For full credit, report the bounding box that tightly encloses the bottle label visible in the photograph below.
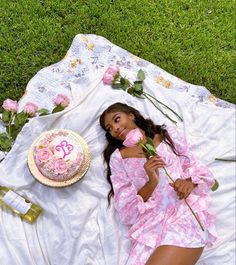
[2,190,32,215]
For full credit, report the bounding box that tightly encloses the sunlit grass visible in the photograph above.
[0,0,235,105]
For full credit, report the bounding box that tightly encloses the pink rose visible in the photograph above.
[102,73,114,85]
[54,159,68,174]
[106,65,119,76]
[123,128,144,147]
[36,147,52,163]
[54,94,70,108]
[102,65,120,85]
[2,99,18,113]
[24,102,38,116]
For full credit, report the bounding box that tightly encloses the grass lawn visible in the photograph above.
[0,0,235,106]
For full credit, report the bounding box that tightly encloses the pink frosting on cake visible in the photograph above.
[33,130,85,181]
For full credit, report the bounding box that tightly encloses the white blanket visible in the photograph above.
[0,34,235,265]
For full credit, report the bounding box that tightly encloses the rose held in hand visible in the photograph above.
[123,128,144,147]
[121,127,205,231]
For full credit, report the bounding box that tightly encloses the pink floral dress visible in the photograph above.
[109,127,217,265]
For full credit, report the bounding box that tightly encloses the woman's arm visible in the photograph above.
[138,177,158,202]
[110,151,162,225]
[138,155,165,202]
[169,127,215,195]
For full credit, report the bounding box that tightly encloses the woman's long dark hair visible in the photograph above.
[99,102,179,205]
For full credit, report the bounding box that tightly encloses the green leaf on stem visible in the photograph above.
[38,108,49,116]
[0,133,12,151]
[52,105,65,113]
[141,146,152,158]
[128,86,141,96]
[111,83,122,89]
[2,111,11,123]
[127,87,133,94]
[146,150,154,157]
[14,112,28,129]
[137,69,145,81]
[144,143,156,155]
[120,77,126,85]
[124,79,131,89]
[133,83,143,94]
[211,179,219,191]
[146,137,154,146]
[133,92,145,99]
[120,84,128,91]
[134,80,143,84]
[6,124,20,140]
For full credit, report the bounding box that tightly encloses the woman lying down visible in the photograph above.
[99,102,217,265]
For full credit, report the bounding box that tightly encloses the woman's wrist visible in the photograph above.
[138,176,158,202]
[147,174,159,186]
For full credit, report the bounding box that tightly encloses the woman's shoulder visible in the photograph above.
[165,124,178,134]
[109,148,126,171]
[165,125,189,152]
[110,148,122,162]
[165,125,185,140]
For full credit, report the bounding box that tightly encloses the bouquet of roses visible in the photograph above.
[0,94,70,153]
[102,66,183,124]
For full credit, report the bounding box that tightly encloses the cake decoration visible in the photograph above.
[28,129,91,187]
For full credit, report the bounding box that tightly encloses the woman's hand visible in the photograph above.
[144,155,165,181]
[139,155,165,202]
[170,178,197,200]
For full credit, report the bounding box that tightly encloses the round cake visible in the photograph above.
[28,129,91,187]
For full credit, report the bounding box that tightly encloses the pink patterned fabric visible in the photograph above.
[109,127,217,265]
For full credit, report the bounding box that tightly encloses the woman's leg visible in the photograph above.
[145,245,204,265]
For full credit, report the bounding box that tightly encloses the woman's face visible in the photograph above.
[104,111,137,141]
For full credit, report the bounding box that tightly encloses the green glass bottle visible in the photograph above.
[0,186,42,223]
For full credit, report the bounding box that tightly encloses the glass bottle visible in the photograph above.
[0,185,42,223]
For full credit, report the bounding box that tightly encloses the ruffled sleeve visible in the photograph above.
[109,149,156,225]
[168,127,215,194]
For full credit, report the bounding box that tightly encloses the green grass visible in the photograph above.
[0,0,235,105]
